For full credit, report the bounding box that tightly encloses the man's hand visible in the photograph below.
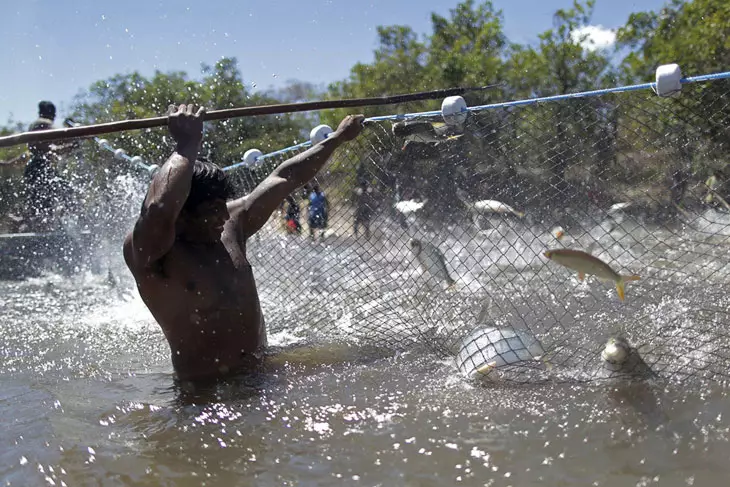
[334,114,365,141]
[167,104,206,155]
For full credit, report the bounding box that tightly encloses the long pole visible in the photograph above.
[0,85,499,148]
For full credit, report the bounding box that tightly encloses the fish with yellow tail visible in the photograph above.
[543,249,640,301]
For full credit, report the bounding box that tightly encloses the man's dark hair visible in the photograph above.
[38,101,56,120]
[182,159,235,212]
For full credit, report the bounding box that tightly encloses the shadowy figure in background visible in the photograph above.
[307,183,329,240]
[283,194,302,235]
[354,180,375,239]
[22,101,78,231]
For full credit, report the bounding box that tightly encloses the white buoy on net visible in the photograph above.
[655,63,682,97]
[441,95,468,127]
[97,138,111,151]
[310,124,333,145]
[455,326,547,380]
[130,155,145,167]
[243,148,263,168]
[147,164,160,176]
[113,148,127,160]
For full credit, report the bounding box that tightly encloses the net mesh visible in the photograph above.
[221,78,730,385]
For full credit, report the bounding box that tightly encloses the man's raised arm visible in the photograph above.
[124,104,205,269]
[231,114,364,238]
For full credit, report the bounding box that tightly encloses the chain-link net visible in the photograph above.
[221,78,730,385]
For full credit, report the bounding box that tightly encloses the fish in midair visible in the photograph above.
[392,120,464,147]
[472,200,525,218]
[456,189,525,220]
[409,238,455,287]
[543,249,640,301]
[607,202,633,215]
[394,199,427,216]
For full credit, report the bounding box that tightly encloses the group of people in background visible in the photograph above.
[280,179,376,241]
[4,100,380,240]
[281,183,330,240]
[1,101,78,232]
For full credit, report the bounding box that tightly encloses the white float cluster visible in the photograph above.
[96,137,157,176]
[240,123,334,170]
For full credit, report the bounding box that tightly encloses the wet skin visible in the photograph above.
[124,104,364,381]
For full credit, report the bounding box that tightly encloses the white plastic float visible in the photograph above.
[243,148,263,168]
[310,124,333,145]
[655,63,682,97]
[113,148,127,160]
[441,95,468,127]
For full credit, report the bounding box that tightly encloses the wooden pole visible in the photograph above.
[0,85,500,148]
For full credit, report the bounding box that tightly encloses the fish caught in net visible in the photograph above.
[218,77,730,385]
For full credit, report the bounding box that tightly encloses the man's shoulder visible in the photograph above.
[28,118,54,132]
[122,232,140,272]
[122,231,163,277]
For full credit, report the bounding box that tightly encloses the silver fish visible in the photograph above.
[599,336,656,380]
[409,238,455,287]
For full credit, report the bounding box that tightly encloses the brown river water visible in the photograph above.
[4,202,730,487]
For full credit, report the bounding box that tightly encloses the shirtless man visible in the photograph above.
[123,104,364,381]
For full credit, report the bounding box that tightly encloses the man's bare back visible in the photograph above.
[124,104,364,381]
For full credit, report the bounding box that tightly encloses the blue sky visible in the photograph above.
[0,0,668,125]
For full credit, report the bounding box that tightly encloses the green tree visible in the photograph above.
[321,25,431,128]
[428,0,506,96]
[616,0,730,186]
[71,57,309,171]
[501,0,616,182]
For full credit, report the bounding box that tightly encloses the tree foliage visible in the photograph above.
[1,0,728,219]
[70,57,309,169]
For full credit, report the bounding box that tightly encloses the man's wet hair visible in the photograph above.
[182,158,235,212]
[38,101,56,120]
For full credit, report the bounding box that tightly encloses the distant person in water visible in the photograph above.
[22,101,78,230]
[307,183,328,240]
[123,104,364,382]
[353,180,375,239]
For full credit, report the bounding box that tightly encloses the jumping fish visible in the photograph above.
[551,226,566,241]
[456,189,525,219]
[607,202,633,215]
[409,238,455,287]
[472,200,525,218]
[394,199,427,216]
[543,249,640,301]
[392,120,464,145]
